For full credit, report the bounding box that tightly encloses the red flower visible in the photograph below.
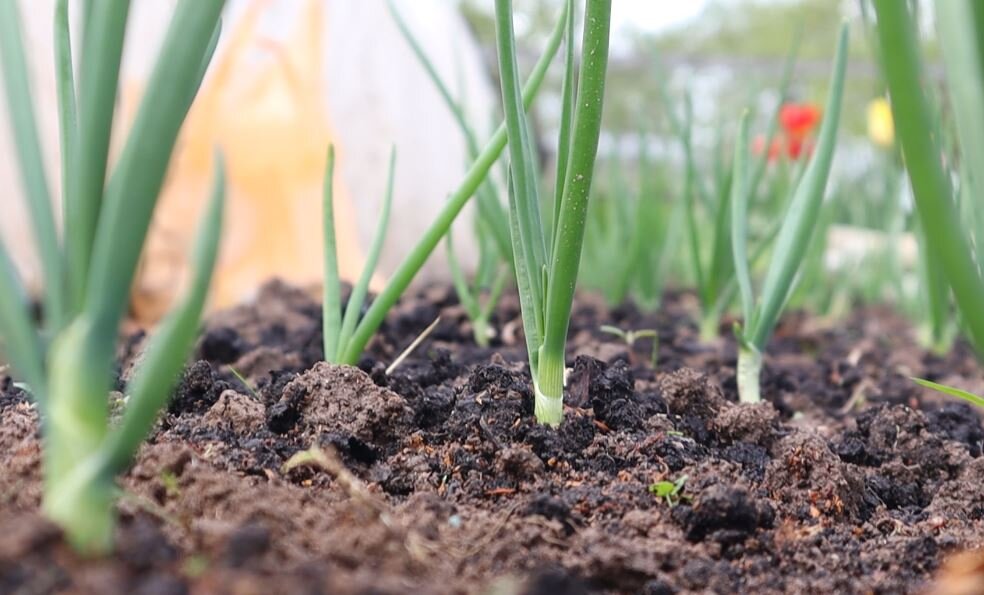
[779,103,822,139]
[751,103,822,163]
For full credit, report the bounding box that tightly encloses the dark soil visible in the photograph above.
[2,280,983,594]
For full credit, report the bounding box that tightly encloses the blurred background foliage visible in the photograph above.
[453,0,946,333]
[458,0,940,136]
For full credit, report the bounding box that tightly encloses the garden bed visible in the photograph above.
[2,280,983,594]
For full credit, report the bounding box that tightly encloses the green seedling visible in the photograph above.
[183,555,211,579]
[0,0,226,553]
[160,471,181,498]
[495,0,612,426]
[322,145,396,364]
[731,24,849,403]
[648,474,690,507]
[320,3,570,366]
[447,227,510,347]
[599,325,659,368]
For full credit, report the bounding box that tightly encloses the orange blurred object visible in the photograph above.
[752,103,821,163]
[779,103,822,139]
[130,0,366,322]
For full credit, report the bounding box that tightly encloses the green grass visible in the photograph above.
[649,474,690,507]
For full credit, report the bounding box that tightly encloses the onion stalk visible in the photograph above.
[0,0,227,554]
[730,24,848,403]
[494,0,612,426]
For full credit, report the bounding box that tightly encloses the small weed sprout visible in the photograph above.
[599,325,659,368]
[649,475,690,507]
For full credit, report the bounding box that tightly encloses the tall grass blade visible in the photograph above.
[748,30,801,200]
[386,0,512,262]
[322,146,342,362]
[507,171,544,374]
[445,229,480,320]
[912,377,984,408]
[85,0,225,346]
[54,0,78,240]
[683,161,708,304]
[69,0,130,309]
[337,147,396,353]
[537,0,612,424]
[706,169,734,301]
[551,0,577,252]
[730,112,754,328]
[936,1,984,274]
[187,20,223,113]
[0,241,45,399]
[0,0,65,330]
[914,222,952,352]
[496,0,547,315]
[874,0,984,354]
[749,23,848,348]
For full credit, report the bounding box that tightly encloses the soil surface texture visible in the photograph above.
[2,280,983,594]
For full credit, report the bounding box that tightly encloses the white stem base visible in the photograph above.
[533,381,563,427]
[737,345,763,404]
[699,315,720,343]
[43,471,114,555]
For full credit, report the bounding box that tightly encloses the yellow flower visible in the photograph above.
[867,97,895,148]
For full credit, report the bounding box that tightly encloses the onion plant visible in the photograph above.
[388,0,512,347]
[731,24,848,404]
[495,0,612,426]
[322,146,395,364]
[788,180,908,322]
[386,0,512,264]
[658,39,800,341]
[321,2,569,365]
[446,226,510,347]
[872,0,984,357]
[581,141,682,311]
[853,4,955,352]
[0,0,226,553]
